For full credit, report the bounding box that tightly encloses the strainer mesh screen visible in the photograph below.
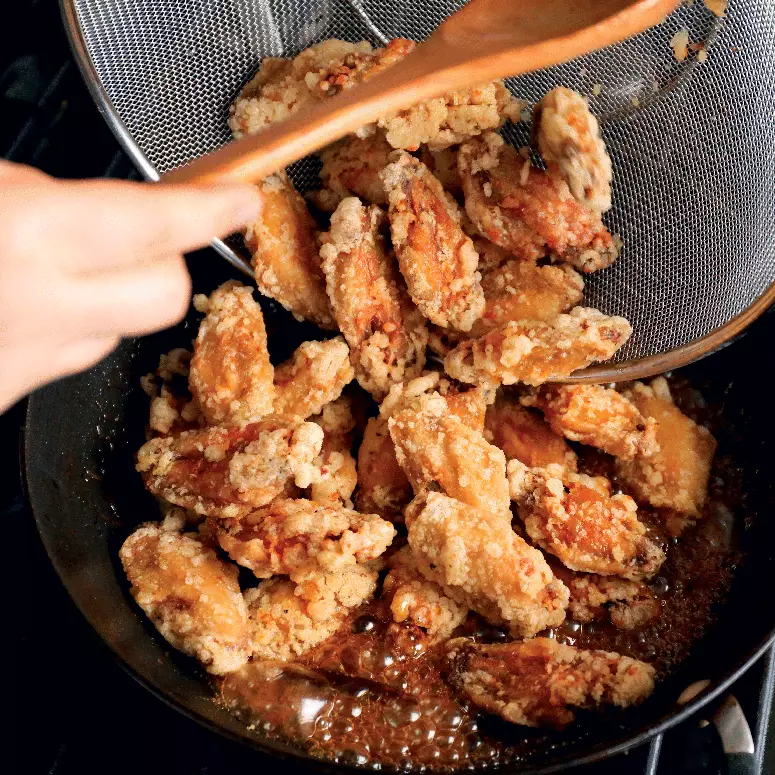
[71,0,775,361]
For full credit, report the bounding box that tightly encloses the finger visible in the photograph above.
[57,179,262,272]
[50,336,121,378]
[68,255,193,337]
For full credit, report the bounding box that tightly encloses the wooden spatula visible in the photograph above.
[163,0,678,185]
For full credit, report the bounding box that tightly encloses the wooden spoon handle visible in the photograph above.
[163,0,678,186]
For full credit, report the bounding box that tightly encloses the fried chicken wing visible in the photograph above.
[311,135,393,212]
[523,384,658,460]
[518,466,665,580]
[445,637,655,729]
[380,152,485,331]
[533,87,613,214]
[136,419,324,518]
[273,337,354,419]
[382,546,468,641]
[444,307,631,387]
[458,133,619,271]
[485,393,578,470]
[469,259,584,339]
[245,564,378,661]
[212,498,396,579]
[405,491,569,637]
[245,171,335,329]
[188,281,274,426]
[119,524,250,674]
[616,377,717,522]
[389,391,511,520]
[320,198,428,399]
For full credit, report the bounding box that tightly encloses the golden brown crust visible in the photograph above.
[388,391,511,520]
[458,133,619,271]
[309,398,359,508]
[444,308,631,387]
[119,524,250,674]
[272,337,354,419]
[616,378,717,521]
[136,419,324,517]
[469,259,584,339]
[405,492,569,637]
[518,466,665,580]
[533,87,613,214]
[189,281,274,426]
[320,199,428,400]
[212,498,396,579]
[244,172,335,329]
[381,152,485,331]
[523,384,659,460]
[445,637,655,729]
[485,393,578,470]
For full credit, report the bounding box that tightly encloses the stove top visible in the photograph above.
[4,2,775,773]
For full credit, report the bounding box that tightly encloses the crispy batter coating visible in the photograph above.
[445,637,655,729]
[405,491,569,637]
[245,172,335,329]
[212,498,396,579]
[273,337,354,419]
[311,135,393,212]
[518,466,665,580]
[382,546,468,641]
[469,259,584,338]
[459,132,619,271]
[381,152,485,331]
[189,281,274,426]
[534,87,613,214]
[389,391,511,520]
[523,384,659,460]
[485,392,578,470]
[616,377,717,520]
[444,307,631,387]
[419,146,463,198]
[320,198,428,399]
[119,524,250,675]
[471,235,514,275]
[310,398,358,508]
[567,573,660,630]
[245,565,377,661]
[355,416,413,521]
[136,419,324,518]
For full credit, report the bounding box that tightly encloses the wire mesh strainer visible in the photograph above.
[61,0,775,380]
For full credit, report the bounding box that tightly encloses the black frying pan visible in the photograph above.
[23,250,775,773]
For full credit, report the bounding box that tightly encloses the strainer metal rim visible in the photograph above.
[58,0,775,385]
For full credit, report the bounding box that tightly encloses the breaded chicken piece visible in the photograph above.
[309,397,358,508]
[320,199,428,400]
[565,572,660,630]
[212,498,396,579]
[444,307,631,387]
[245,564,377,661]
[445,637,655,729]
[230,38,519,151]
[381,152,485,331]
[469,259,584,339]
[518,465,665,580]
[382,546,468,641]
[245,171,335,329]
[119,524,250,674]
[485,393,578,470]
[458,133,619,272]
[311,134,393,212]
[405,491,569,637]
[389,391,511,520]
[419,146,463,198]
[523,384,658,460]
[189,281,274,426]
[533,87,613,214]
[136,419,324,518]
[616,377,717,522]
[273,337,354,419]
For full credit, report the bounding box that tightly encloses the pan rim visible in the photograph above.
[22,390,775,773]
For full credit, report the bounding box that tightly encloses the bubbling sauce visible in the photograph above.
[219,378,741,770]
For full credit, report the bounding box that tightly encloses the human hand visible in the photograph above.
[0,160,261,413]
